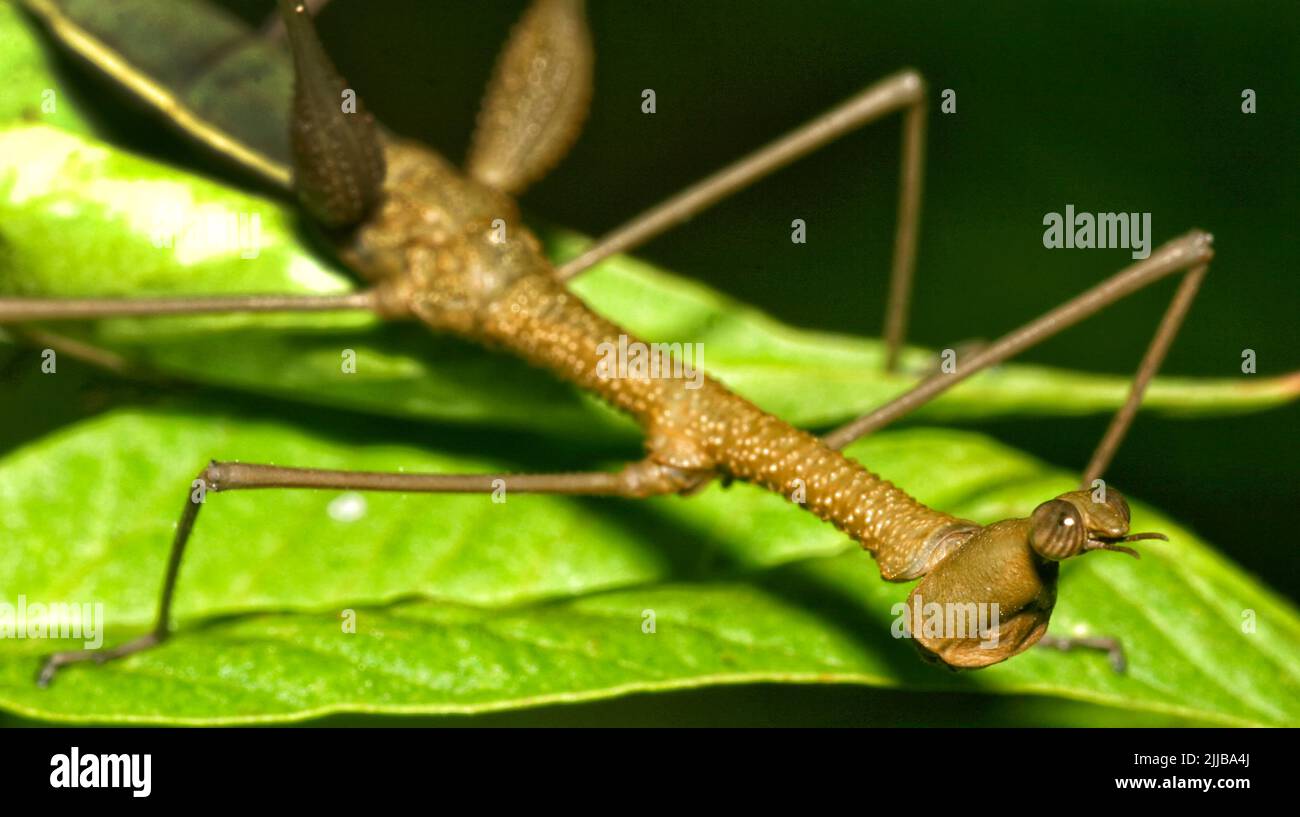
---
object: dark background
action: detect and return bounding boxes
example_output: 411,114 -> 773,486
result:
16,0 -> 1297,725
285,0 -> 1298,594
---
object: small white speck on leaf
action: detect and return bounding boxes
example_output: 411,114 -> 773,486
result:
328,492 -> 367,522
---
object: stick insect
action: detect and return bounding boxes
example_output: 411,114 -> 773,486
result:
4,0 -> 1225,686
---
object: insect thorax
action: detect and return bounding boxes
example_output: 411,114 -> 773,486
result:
340,138 -> 549,332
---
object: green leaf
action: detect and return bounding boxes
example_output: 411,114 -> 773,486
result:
0,404 -> 1295,725
0,1 -> 95,136
0,124 -> 1294,443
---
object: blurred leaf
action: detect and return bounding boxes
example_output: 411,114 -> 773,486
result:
0,1 -> 94,135
1,123 -> 1294,444
0,406 -> 1295,724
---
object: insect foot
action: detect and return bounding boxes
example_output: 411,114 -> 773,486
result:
1036,634 -> 1128,673
36,461 -> 223,687
37,632 -> 164,688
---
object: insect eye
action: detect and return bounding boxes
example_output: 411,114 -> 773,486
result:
1029,499 -> 1085,560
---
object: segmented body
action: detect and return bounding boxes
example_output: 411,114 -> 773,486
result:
346,138 -> 976,583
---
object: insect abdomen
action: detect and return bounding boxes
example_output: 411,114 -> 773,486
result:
476,272 -> 970,580
347,140 -> 969,584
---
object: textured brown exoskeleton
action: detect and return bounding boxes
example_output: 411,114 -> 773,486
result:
7,0 -> 1218,684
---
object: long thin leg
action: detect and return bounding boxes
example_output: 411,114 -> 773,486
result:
883,100 -> 927,372
3,325 -> 138,376
0,290 -> 395,383
1080,264 -> 1207,486
0,288 -> 408,323
822,231 -> 1215,452
1035,633 -> 1126,673
0,289 -> 386,322
670,235 -> 1211,498
37,457 -> 692,686
555,70 -> 928,370
7,0 -> 391,326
